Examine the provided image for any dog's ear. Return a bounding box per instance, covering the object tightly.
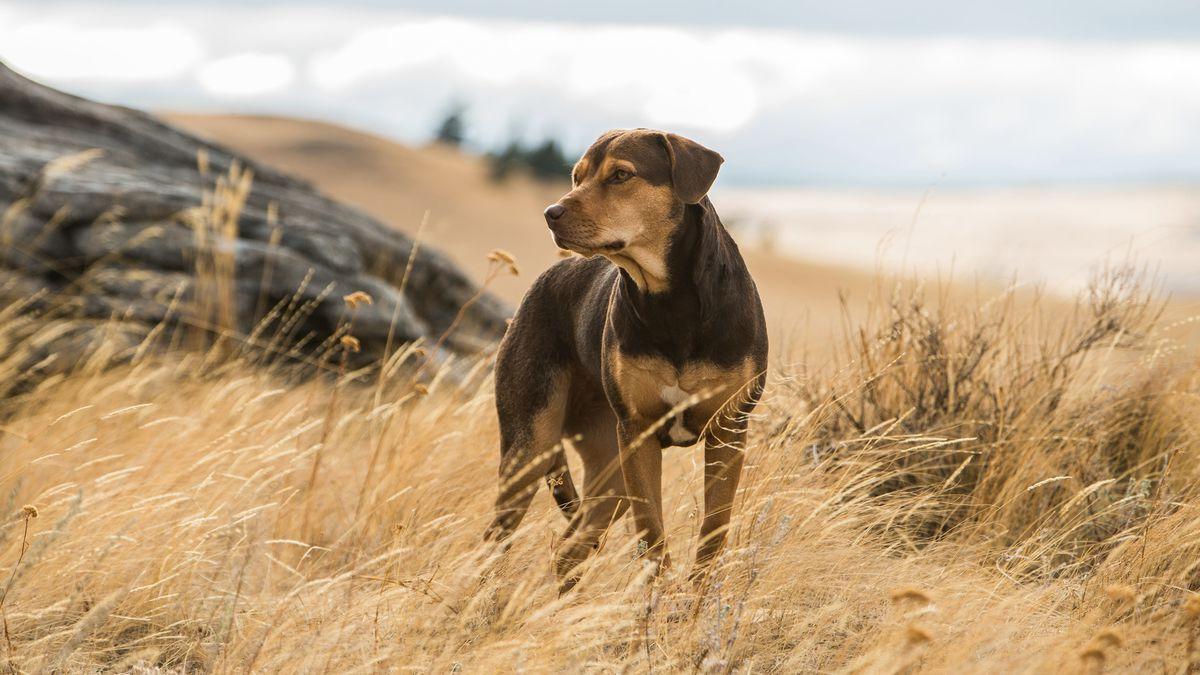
[658,132,723,204]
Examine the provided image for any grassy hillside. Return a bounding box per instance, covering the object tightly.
[2,244,1199,671]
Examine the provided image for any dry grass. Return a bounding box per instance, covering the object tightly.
[0,278,1195,674]
[4,170,1200,673]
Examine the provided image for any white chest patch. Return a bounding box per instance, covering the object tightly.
[660,383,696,444]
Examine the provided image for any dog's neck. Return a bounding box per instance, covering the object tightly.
[607,200,718,297]
[605,199,755,368]
[607,247,670,295]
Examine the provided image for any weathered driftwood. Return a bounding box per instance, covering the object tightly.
[0,62,509,393]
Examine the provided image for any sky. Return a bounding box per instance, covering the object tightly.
[2,1,1200,186]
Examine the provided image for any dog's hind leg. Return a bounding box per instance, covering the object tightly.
[554,409,627,592]
[484,369,571,541]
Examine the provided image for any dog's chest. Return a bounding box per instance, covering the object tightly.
[611,354,754,446]
[656,381,705,444]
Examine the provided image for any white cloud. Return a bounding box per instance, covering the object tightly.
[303,17,1200,147]
[0,18,203,81]
[197,53,296,97]
[309,17,546,89]
[1,3,1198,183]
[309,21,762,132]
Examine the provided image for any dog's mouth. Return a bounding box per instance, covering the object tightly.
[552,234,626,255]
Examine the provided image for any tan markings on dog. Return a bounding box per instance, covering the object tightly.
[555,146,680,293]
[498,368,570,496]
[529,371,570,445]
[571,157,590,185]
[597,172,676,293]
[594,155,615,178]
[611,351,757,438]
[486,367,575,539]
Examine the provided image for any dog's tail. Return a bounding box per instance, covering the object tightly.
[546,450,580,518]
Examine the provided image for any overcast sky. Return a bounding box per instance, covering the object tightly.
[3,1,1200,185]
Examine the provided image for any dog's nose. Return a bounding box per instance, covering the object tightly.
[544,203,566,223]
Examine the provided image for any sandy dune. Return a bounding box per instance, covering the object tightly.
[166,113,882,356]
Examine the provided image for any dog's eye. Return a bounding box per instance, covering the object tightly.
[610,169,633,184]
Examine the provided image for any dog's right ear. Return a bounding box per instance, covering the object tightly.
[658,132,723,204]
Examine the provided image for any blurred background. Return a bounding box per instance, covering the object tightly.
[4,0,1198,306]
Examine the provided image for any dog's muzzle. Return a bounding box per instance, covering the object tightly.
[544,203,566,225]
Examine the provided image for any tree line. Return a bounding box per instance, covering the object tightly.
[434,104,573,183]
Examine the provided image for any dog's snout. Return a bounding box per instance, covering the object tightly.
[544,203,566,224]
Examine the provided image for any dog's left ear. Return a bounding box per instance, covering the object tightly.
[658,132,723,204]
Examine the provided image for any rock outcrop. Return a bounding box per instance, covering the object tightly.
[0,62,509,393]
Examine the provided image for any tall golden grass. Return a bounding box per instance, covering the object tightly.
[2,168,1200,672]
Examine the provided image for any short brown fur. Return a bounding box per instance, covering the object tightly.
[484,129,768,592]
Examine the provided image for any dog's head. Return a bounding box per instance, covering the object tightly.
[543,129,723,267]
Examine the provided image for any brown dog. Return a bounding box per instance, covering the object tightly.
[483,129,768,590]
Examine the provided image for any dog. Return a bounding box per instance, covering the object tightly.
[483,129,768,590]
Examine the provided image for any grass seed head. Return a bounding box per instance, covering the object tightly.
[1093,628,1123,649]
[890,587,932,606]
[487,248,520,275]
[343,291,374,309]
[905,622,932,646]
[1079,627,1123,666]
[340,335,362,353]
[1185,594,1200,619]
[1104,585,1137,605]
[1079,646,1106,664]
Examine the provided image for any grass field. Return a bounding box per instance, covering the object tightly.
[3,122,1200,673]
[2,252,1199,672]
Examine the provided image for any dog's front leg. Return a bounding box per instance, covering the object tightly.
[617,421,670,572]
[693,423,746,578]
